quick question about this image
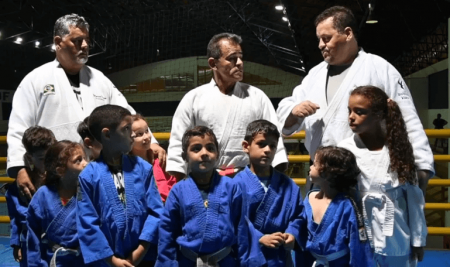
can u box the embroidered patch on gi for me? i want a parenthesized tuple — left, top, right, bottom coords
(43, 84, 55, 95)
(93, 94, 107, 101)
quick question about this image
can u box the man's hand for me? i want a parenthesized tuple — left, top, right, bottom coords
(17, 168, 35, 203)
(106, 256, 134, 267)
(282, 233, 295, 250)
(411, 247, 424, 262)
(284, 101, 320, 129)
(168, 171, 186, 182)
(13, 246, 22, 262)
(127, 242, 149, 266)
(150, 143, 167, 169)
(292, 101, 320, 118)
(259, 232, 285, 249)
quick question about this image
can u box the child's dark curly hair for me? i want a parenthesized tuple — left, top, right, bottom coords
(44, 140, 83, 186)
(315, 146, 360, 192)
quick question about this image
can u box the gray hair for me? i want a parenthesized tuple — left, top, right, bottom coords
(54, 14, 89, 38)
(207, 33, 242, 59)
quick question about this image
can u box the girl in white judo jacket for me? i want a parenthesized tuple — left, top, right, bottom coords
(338, 86, 427, 266)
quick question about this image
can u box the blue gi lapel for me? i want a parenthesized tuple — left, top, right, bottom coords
(306, 191, 342, 242)
(185, 176, 208, 233)
(202, 172, 223, 243)
(99, 156, 128, 237)
(253, 169, 281, 230)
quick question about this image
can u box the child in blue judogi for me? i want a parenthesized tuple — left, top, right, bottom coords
(5, 126, 56, 266)
(156, 126, 261, 267)
(234, 120, 305, 267)
(76, 105, 163, 267)
(27, 140, 88, 267)
(305, 146, 372, 266)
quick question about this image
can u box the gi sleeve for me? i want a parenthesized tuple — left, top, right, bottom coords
(5, 187, 21, 247)
(156, 186, 182, 266)
(139, 167, 164, 243)
(166, 92, 195, 174)
(26, 199, 48, 267)
(259, 92, 288, 167)
(232, 183, 265, 267)
(106, 78, 158, 144)
(7, 77, 39, 176)
(276, 74, 312, 136)
(284, 183, 305, 249)
(406, 184, 427, 247)
(76, 171, 114, 264)
(346, 206, 373, 267)
(378, 63, 434, 174)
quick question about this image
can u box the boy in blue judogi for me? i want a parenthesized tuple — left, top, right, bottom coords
(27, 140, 88, 267)
(156, 126, 262, 267)
(6, 126, 56, 266)
(76, 105, 163, 267)
(304, 146, 372, 266)
(234, 120, 305, 267)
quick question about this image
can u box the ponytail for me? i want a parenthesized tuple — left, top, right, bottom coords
(385, 99, 416, 184)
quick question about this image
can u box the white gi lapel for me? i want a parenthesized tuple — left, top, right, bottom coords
(309, 52, 368, 157)
(79, 66, 96, 118)
(217, 81, 244, 166)
(54, 62, 84, 119)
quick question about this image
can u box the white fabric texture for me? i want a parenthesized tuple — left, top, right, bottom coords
(7, 59, 157, 174)
(339, 135, 427, 257)
(277, 49, 434, 174)
(167, 79, 288, 175)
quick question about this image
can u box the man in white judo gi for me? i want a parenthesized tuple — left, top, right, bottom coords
(276, 6, 434, 193)
(167, 33, 288, 180)
(7, 14, 166, 200)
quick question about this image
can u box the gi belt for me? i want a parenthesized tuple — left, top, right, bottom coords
(310, 247, 349, 267)
(179, 246, 232, 267)
(41, 233, 80, 267)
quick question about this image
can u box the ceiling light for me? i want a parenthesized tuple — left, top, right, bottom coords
(35, 41, 40, 47)
(366, 3, 378, 24)
(275, 5, 283, 10)
(15, 37, 23, 44)
(282, 17, 288, 22)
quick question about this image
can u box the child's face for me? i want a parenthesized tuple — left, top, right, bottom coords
(109, 115, 136, 154)
(243, 133, 277, 169)
(348, 94, 379, 135)
(185, 135, 218, 173)
(132, 119, 152, 152)
(29, 149, 46, 173)
(309, 154, 321, 182)
(65, 147, 88, 179)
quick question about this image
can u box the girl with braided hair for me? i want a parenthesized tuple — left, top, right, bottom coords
(338, 85, 427, 266)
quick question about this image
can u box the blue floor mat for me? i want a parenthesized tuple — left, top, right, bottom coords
(419, 250, 450, 266)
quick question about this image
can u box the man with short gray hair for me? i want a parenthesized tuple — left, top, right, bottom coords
(167, 32, 288, 180)
(7, 13, 165, 200)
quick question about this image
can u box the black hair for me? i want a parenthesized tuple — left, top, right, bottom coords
(207, 32, 242, 59)
(88, 105, 131, 142)
(22, 126, 57, 155)
(181, 126, 219, 156)
(244, 119, 280, 144)
(77, 116, 94, 140)
(315, 6, 359, 42)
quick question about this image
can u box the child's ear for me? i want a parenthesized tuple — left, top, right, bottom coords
(84, 137, 94, 149)
(242, 140, 250, 153)
(56, 167, 65, 177)
(101, 128, 110, 140)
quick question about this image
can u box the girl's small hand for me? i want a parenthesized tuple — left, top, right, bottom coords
(282, 233, 295, 250)
(259, 232, 285, 248)
(411, 247, 424, 262)
(13, 246, 22, 262)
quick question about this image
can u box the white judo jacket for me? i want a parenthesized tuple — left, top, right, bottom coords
(167, 79, 288, 175)
(277, 49, 434, 174)
(7, 59, 156, 175)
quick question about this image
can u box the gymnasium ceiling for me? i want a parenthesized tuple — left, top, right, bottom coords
(0, 0, 449, 90)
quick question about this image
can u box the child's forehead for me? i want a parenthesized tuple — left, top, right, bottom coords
(189, 134, 215, 144)
(252, 132, 277, 141)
